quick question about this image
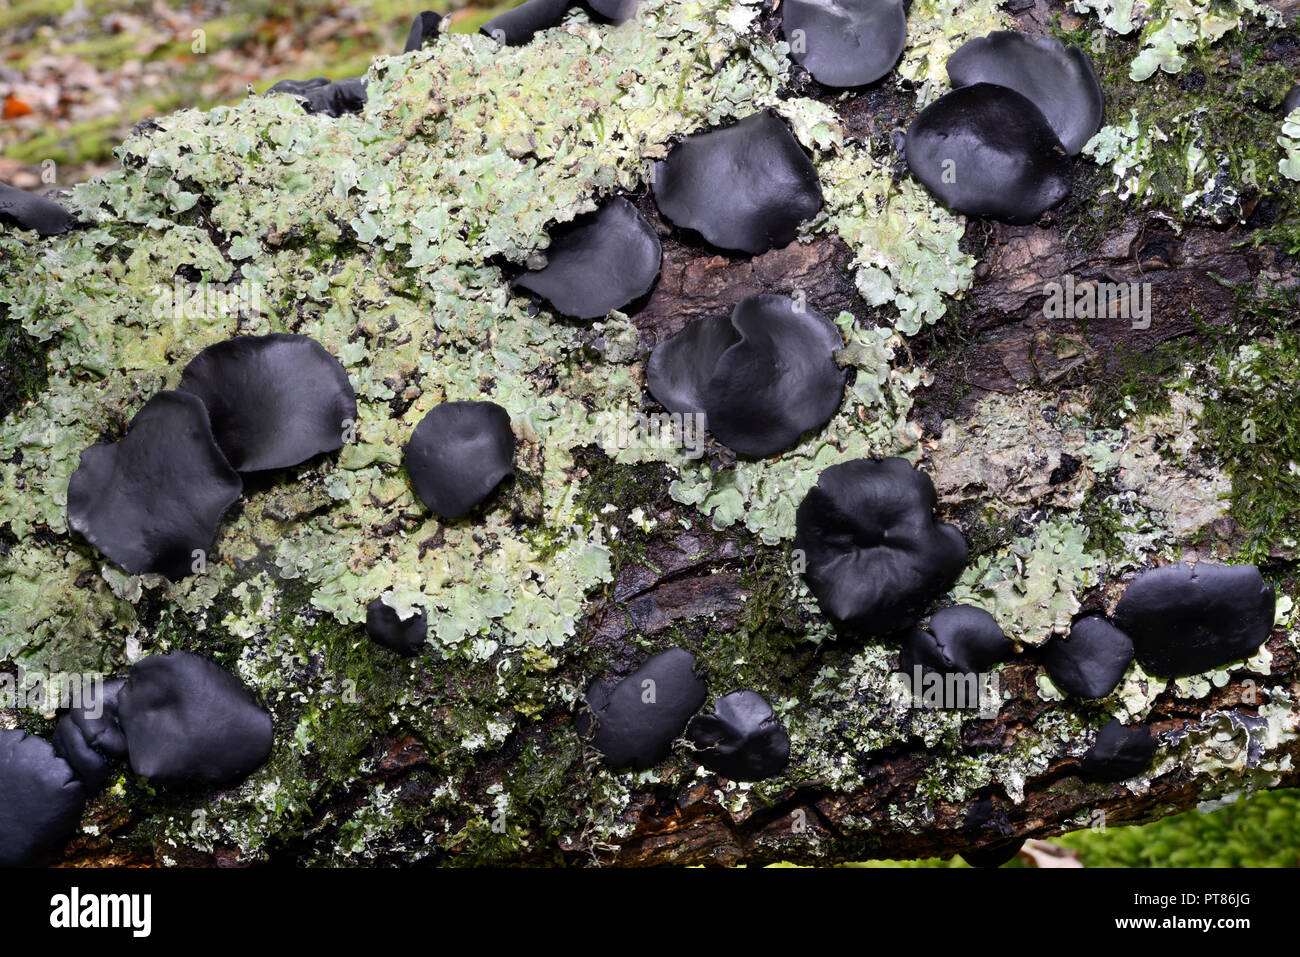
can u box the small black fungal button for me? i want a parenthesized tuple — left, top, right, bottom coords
(1079, 718, 1158, 782)
(481, 0, 570, 45)
(406, 400, 516, 519)
(959, 837, 1025, 869)
(366, 598, 428, 656)
(0, 182, 73, 235)
(780, 0, 907, 89)
(1042, 615, 1134, 698)
(51, 677, 128, 792)
(686, 690, 791, 781)
(404, 10, 446, 52)
(0, 730, 87, 868)
(1283, 83, 1299, 115)
(899, 605, 1011, 702)
(267, 77, 367, 116)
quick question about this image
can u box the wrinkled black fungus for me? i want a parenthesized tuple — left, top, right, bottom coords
(0, 730, 86, 867)
(960, 838, 1024, 868)
(652, 111, 823, 255)
(578, 648, 707, 770)
(178, 333, 358, 473)
(406, 401, 515, 519)
(947, 31, 1104, 155)
(1042, 616, 1133, 698)
(0, 182, 73, 235)
(905, 83, 1072, 225)
(404, 10, 445, 52)
(900, 605, 1011, 679)
(66, 391, 243, 580)
(780, 0, 907, 88)
(646, 293, 846, 457)
(1079, 718, 1157, 782)
(1112, 562, 1275, 678)
(512, 196, 661, 319)
(686, 690, 790, 781)
(481, 0, 569, 44)
(268, 76, 367, 116)
(52, 678, 127, 792)
(117, 652, 274, 786)
(794, 457, 968, 632)
(366, 598, 428, 656)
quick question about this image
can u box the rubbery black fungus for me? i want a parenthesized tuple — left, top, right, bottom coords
(1112, 562, 1275, 678)
(578, 648, 707, 770)
(959, 838, 1025, 868)
(904, 83, 1072, 225)
(0, 730, 87, 867)
(686, 690, 790, 781)
(268, 76, 367, 117)
(1283, 84, 1300, 115)
(946, 31, 1104, 155)
(406, 400, 516, 519)
(404, 10, 445, 52)
(178, 333, 358, 473)
(793, 457, 968, 632)
(900, 605, 1011, 677)
(646, 293, 846, 457)
(512, 196, 661, 319)
(66, 390, 243, 580)
(0, 182, 73, 235)
(117, 651, 274, 786)
(52, 677, 128, 792)
(780, 0, 907, 89)
(585, 0, 637, 20)
(1042, 615, 1133, 698)
(651, 111, 823, 255)
(366, 598, 428, 656)
(1079, 718, 1157, 782)
(481, 0, 570, 44)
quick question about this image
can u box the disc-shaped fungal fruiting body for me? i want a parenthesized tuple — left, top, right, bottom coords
(946, 31, 1104, 155)
(512, 197, 661, 319)
(1112, 562, 1275, 678)
(0, 730, 87, 867)
(117, 652, 274, 786)
(481, 0, 569, 45)
(1079, 718, 1157, 782)
(780, 0, 907, 89)
(686, 690, 790, 781)
(652, 111, 823, 256)
(646, 293, 847, 457)
(959, 838, 1025, 868)
(578, 648, 707, 771)
(66, 390, 243, 581)
(366, 598, 428, 656)
(52, 677, 128, 792)
(404, 10, 445, 52)
(406, 401, 516, 519)
(1286, 84, 1300, 115)
(267, 76, 367, 116)
(793, 457, 968, 633)
(899, 605, 1011, 677)
(0, 182, 73, 235)
(178, 333, 358, 473)
(1042, 616, 1133, 698)
(904, 83, 1073, 225)
(586, 0, 637, 20)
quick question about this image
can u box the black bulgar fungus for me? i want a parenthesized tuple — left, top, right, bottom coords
(646, 293, 846, 457)
(651, 111, 823, 256)
(899, 605, 1011, 678)
(178, 333, 358, 473)
(404, 10, 445, 52)
(780, 0, 907, 89)
(0, 730, 87, 867)
(406, 401, 515, 519)
(66, 390, 242, 580)
(577, 648, 707, 771)
(585, 0, 637, 20)
(1112, 562, 1275, 678)
(793, 457, 968, 633)
(904, 83, 1072, 225)
(686, 690, 790, 781)
(1042, 615, 1133, 698)
(959, 838, 1025, 868)
(511, 196, 661, 320)
(117, 651, 274, 786)
(0, 182, 73, 236)
(1284, 84, 1300, 115)
(267, 76, 367, 117)
(52, 678, 128, 792)
(481, 0, 570, 45)
(365, 598, 428, 656)
(1079, 718, 1157, 782)
(946, 31, 1103, 155)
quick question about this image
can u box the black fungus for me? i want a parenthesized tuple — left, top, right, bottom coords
(404, 10, 445, 52)
(900, 605, 1011, 679)
(585, 0, 637, 19)
(686, 690, 790, 781)
(512, 196, 661, 319)
(268, 76, 367, 116)
(652, 111, 823, 255)
(178, 333, 358, 473)
(578, 648, 707, 770)
(646, 293, 846, 457)
(904, 83, 1072, 225)
(0, 182, 73, 236)
(117, 651, 274, 786)
(1042, 615, 1133, 698)
(946, 31, 1104, 155)
(1112, 562, 1275, 678)
(793, 457, 968, 632)
(1284, 84, 1300, 115)
(66, 391, 243, 580)
(406, 400, 515, 519)
(366, 598, 428, 656)
(52, 678, 127, 792)
(780, 0, 907, 89)
(960, 838, 1025, 868)
(1079, 718, 1158, 782)
(481, 0, 569, 44)
(0, 730, 87, 867)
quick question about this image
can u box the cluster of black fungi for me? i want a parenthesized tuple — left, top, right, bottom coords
(0, 5, 1289, 867)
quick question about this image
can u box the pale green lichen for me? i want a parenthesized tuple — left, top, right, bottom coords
(1280, 108, 1300, 182)
(895, 0, 1011, 104)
